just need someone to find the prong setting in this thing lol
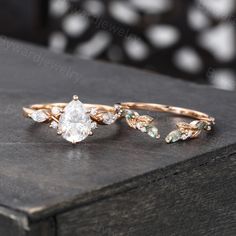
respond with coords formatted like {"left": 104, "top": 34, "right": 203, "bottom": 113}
{"left": 73, "top": 95, "right": 79, "bottom": 101}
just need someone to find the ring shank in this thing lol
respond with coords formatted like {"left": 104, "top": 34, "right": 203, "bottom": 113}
{"left": 120, "top": 102, "right": 215, "bottom": 123}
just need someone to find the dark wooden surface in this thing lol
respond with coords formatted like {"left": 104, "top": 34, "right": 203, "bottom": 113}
{"left": 0, "top": 38, "right": 235, "bottom": 235}
{"left": 58, "top": 153, "right": 236, "bottom": 236}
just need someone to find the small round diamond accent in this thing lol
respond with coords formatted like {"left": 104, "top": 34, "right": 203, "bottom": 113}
{"left": 50, "top": 121, "right": 58, "bottom": 129}
{"left": 91, "top": 122, "right": 98, "bottom": 129}
{"left": 51, "top": 107, "right": 61, "bottom": 116}
{"left": 90, "top": 108, "right": 97, "bottom": 116}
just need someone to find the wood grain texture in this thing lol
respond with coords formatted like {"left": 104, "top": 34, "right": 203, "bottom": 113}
{"left": 0, "top": 206, "right": 55, "bottom": 236}
{"left": 0, "top": 207, "right": 27, "bottom": 236}
{"left": 57, "top": 153, "right": 236, "bottom": 236}
{"left": 0, "top": 39, "right": 235, "bottom": 235}
{"left": 27, "top": 218, "right": 56, "bottom": 236}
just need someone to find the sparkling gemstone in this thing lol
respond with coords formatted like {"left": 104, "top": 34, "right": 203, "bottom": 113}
{"left": 58, "top": 99, "right": 93, "bottom": 143}
{"left": 90, "top": 107, "right": 97, "bottom": 116}
{"left": 51, "top": 107, "right": 61, "bottom": 116}
{"left": 191, "top": 120, "right": 203, "bottom": 129}
{"left": 136, "top": 123, "right": 147, "bottom": 132}
{"left": 114, "top": 104, "right": 122, "bottom": 115}
{"left": 165, "top": 130, "right": 182, "bottom": 143}
{"left": 181, "top": 131, "right": 192, "bottom": 140}
{"left": 31, "top": 110, "right": 48, "bottom": 122}
{"left": 125, "top": 110, "right": 136, "bottom": 120}
{"left": 91, "top": 121, "right": 97, "bottom": 129}
{"left": 50, "top": 121, "right": 58, "bottom": 129}
{"left": 147, "top": 126, "right": 159, "bottom": 138}
{"left": 191, "top": 120, "right": 211, "bottom": 131}
{"left": 102, "top": 112, "right": 117, "bottom": 125}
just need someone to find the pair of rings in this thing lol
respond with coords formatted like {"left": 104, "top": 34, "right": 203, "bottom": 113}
{"left": 23, "top": 95, "right": 215, "bottom": 144}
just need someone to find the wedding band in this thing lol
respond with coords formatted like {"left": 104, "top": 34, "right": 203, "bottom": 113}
{"left": 23, "top": 95, "right": 215, "bottom": 144}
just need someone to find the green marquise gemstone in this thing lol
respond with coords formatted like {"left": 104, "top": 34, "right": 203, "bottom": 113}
{"left": 125, "top": 114, "right": 133, "bottom": 120}
{"left": 191, "top": 120, "right": 210, "bottom": 130}
{"left": 136, "top": 123, "right": 147, "bottom": 132}
{"left": 196, "top": 121, "right": 206, "bottom": 129}
{"left": 165, "top": 130, "right": 182, "bottom": 143}
{"left": 147, "top": 126, "right": 159, "bottom": 139}
{"left": 125, "top": 110, "right": 136, "bottom": 120}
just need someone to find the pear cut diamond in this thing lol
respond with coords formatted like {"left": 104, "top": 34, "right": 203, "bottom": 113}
{"left": 58, "top": 99, "right": 93, "bottom": 143}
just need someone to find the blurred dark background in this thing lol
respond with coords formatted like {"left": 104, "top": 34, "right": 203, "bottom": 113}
{"left": 0, "top": 0, "right": 235, "bottom": 90}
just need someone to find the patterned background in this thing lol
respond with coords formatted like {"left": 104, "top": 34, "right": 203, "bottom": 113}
{"left": 0, "top": 0, "right": 236, "bottom": 90}
{"left": 48, "top": 0, "right": 236, "bottom": 90}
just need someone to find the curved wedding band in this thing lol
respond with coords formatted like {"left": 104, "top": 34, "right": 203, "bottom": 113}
{"left": 23, "top": 95, "right": 215, "bottom": 144}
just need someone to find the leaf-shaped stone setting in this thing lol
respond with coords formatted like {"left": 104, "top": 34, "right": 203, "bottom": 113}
{"left": 124, "top": 110, "right": 160, "bottom": 139}
{"left": 165, "top": 120, "right": 212, "bottom": 143}
{"left": 31, "top": 110, "right": 48, "bottom": 122}
{"left": 58, "top": 98, "right": 93, "bottom": 143}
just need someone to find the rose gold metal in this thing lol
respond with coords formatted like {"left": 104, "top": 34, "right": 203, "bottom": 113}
{"left": 120, "top": 102, "right": 215, "bottom": 124}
